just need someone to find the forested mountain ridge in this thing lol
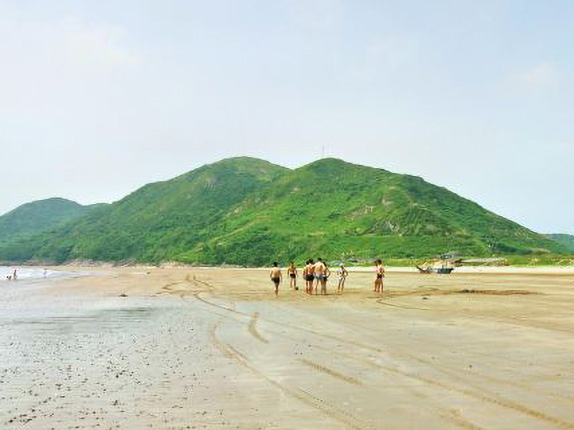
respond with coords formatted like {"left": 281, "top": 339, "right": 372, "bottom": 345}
{"left": 0, "top": 198, "right": 103, "bottom": 245}
{"left": 178, "top": 158, "right": 562, "bottom": 265}
{"left": 0, "top": 157, "right": 565, "bottom": 265}
{"left": 545, "top": 234, "right": 574, "bottom": 252}
{"left": 0, "top": 158, "right": 287, "bottom": 263}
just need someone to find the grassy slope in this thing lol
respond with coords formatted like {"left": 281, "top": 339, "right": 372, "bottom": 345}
{"left": 0, "top": 158, "right": 564, "bottom": 266}
{"left": 0, "top": 158, "right": 287, "bottom": 263}
{"left": 0, "top": 198, "right": 98, "bottom": 245}
{"left": 545, "top": 234, "right": 574, "bottom": 251}
{"left": 178, "top": 159, "right": 562, "bottom": 265}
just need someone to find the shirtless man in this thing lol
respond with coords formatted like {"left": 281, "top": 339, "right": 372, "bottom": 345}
{"left": 314, "top": 258, "right": 326, "bottom": 295}
{"left": 306, "top": 259, "right": 315, "bottom": 294}
{"left": 374, "top": 259, "right": 385, "bottom": 294}
{"left": 269, "top": 262, "right": 282, "bottom": 296}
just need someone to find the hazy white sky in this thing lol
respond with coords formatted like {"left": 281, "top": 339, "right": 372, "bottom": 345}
{"left": 0, "top": 0, "right": 572, "bottom": 233}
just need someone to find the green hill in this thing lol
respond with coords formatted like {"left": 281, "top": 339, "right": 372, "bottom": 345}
{"left": 546, "top": 234, "right": 574, "bottom": 251}
{"left": 179, "top": 158, "right": 563, "bottom": 265}
{"left": 0, "top": 157, "right": 564, "bottom": 265}
{"left": 0, "top": 157, "right": 287, "bottom": 263}
{"left": 0, "top": 198, "right": 102, "bottom": 245}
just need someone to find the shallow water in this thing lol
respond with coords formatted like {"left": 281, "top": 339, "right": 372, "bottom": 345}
{"left": 0, "top": 266, "right": 85, "bottom": 287}
{"left": 0, "top": 268, "right": 91, "bottom": 323}
{"left": 0, "top": 278, "right": 203, "bottom": 429}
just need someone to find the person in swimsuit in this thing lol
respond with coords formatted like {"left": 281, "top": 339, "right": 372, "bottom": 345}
{"left": 287, "top": 262, "right": 298, "bottom": 290}
{"left": 321, "top": 262, "right": 330, "bottom": 295}
{"left": 269, "top": 262, "right": 282, "bottom": 296}
{"left": 306, "top": 259, "right": 315, "bottom": 294}
{"left": 337, "top": 264, "right": 348, "bottom": 294}
{"left": 314, "top": 258, "right": 326, "bottom": 295}
{"left": 302, "top": 261, "right": 309, "bottom": 293}
{"left": 374, "top": 259, "right": 385, "bottom": 294}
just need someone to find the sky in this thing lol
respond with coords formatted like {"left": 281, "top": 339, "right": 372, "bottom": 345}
{"left": 0, "top": 0, "right": 572, "bottom": 234}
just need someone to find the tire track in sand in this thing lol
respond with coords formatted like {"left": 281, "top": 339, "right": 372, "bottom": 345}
{"left": 194, "top": 288, "right": 574, "bottom": 429}
{"left": 248, "top": 312, "right": 269, "bottom": 344}
{"left": 209, "top": 321, "right": 371, "bottom": 430}
{"left": 299, "top": 359, "right": 362, "bottom": 386}
{"left": 193, "top": 292, "right": 485, "bottom": 429}
{"left": 438, "top": 408, "right": 484, "bottom": 430}
{"left": 331, "top": 305, "right": 574, "bottom": 403}
{"left": 377, "top": 298, "right": 574, "bottom": 335}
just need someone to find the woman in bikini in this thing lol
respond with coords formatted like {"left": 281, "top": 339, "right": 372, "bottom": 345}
{"left": 337, "top": 263, "right": 348, "bottom": 294}
{"left": 287, "top": 262, "right": 298, "bottom": 290}
{"left": 374, "top": 258, "right": 385, "bottom": 294}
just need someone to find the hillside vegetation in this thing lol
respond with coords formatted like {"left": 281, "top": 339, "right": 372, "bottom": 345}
{"left": 178, "top": 159, "right": 563, "bottom": 265}
{"left": 0, "top": 157, "right": 565, "bottom": 266}
{"left": 0, "top": 198, "right": 102, "bottom": 245}
{"left": 545, "top": 234, "right": 574, "bottom": 252}
{"left": 0, "top": 158, "right": 287, "bottom": 263}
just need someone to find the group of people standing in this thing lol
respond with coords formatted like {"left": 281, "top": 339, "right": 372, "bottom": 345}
{"left": 269, "top": 259, "right": 385, "bottom": 296}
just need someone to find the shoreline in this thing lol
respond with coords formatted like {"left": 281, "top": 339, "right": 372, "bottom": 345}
{"left": 33, "top": 264, "right": 574, "bottom": 276}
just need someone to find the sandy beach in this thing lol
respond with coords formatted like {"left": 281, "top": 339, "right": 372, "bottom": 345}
{"left": 2, "top": 267, "right": 574, "bottom": 429}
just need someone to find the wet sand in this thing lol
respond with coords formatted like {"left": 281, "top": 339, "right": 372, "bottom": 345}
{"left": 1, "top": 268, "right": 574, "bottom": 429}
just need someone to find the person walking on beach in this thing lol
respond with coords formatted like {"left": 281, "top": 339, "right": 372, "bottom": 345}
{"left": 314, "top": 258, "right": 326, "bottom": 295}
{"left": 337, "top": 264, "right": 349, "bottom": 294}
{"left": 270, "top": 262, "right": 282, "bottom": 296}
{"left": 287, "top": 262, "right": 298, "bottom": 290}
{"left": 374, "top": 259, "right": 385, "bottom": 294}
{"left": 305, "top": 259, "right": 315, "bottom": 294}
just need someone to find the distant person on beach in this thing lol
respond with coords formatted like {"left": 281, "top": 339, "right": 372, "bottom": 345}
{"left": 12, "top": 269, "right": 17, "bottom": 281}
{"left": 337, "top": 264, "right": 349, "bottom": 294}
{"left": 374, "top": 259, "right": 385, "bottom": 293}
{"left": 269, "top": 262, "right": 282, "bottom": 296}
{"left": 314, "top": 258, "right": 326, "bottom": 295}
{"left": 287, "top": 262, "right": 298, "bottom": 290}
{"left": 320, "top": 262, "right": 330, "bottom": 295}
{"left": 302, "top": 261, "right": 309, "bottom": 292}
{"left": 305, "top": 259, "right": 315, "bottom": 294}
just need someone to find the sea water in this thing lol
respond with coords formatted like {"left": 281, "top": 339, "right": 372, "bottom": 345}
{"left": 0, "top": 267, "right": 89, "bottom": 320}
{"left": 0, "top": 266, "right": 77, "bottom": 282}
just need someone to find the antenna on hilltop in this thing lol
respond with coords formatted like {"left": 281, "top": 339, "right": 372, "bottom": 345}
{"left": 321, "top": 145, "right": 325, "bottom": 158}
